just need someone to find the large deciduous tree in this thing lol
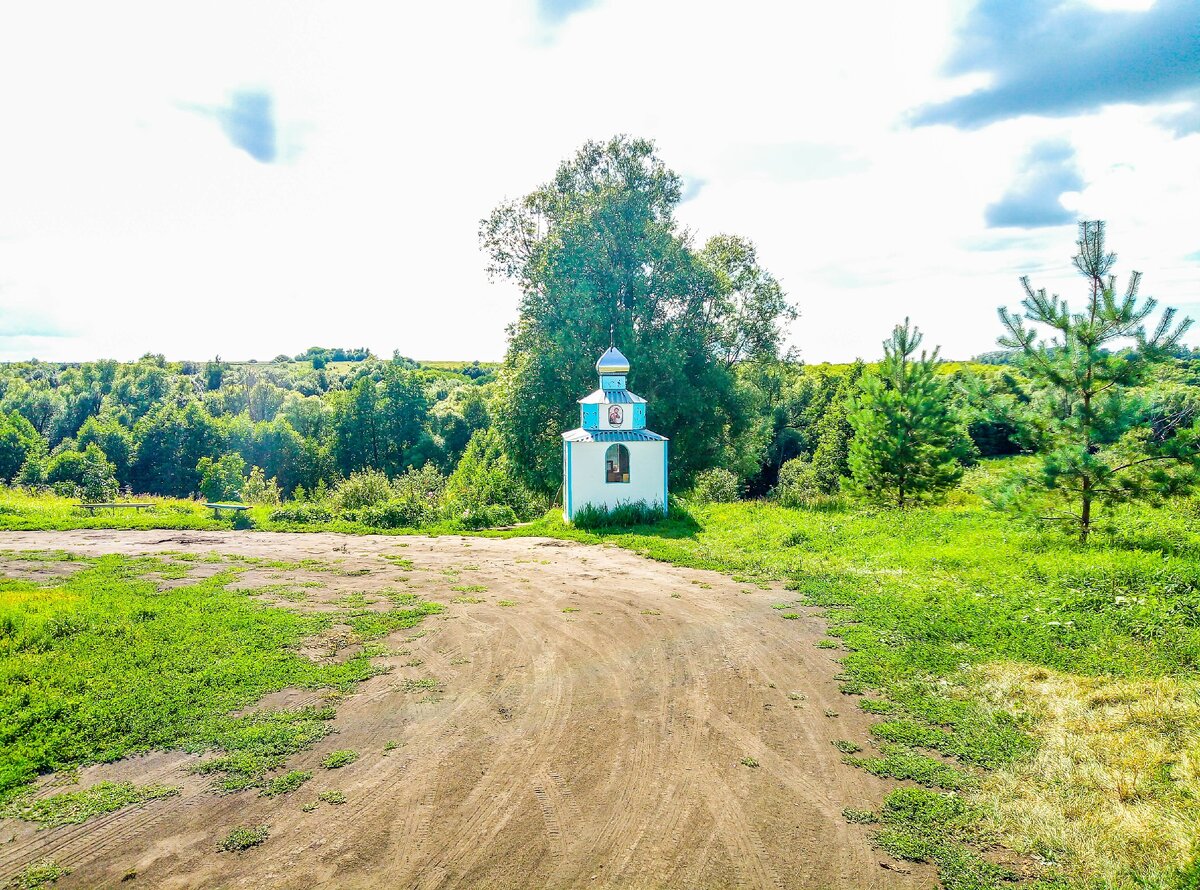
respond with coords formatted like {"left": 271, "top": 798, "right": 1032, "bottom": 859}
{"left": 997, "top": 221, "right": 1198, "bottom": 542}
{"left": 480, "top": 135, "right": 795, "bottom": 495}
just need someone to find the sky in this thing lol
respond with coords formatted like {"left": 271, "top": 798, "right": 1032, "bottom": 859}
{"left": 0, "top": 0, "right": 1197, "bottom": 364}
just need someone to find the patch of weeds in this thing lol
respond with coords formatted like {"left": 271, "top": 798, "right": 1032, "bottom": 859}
{"left": 740, "top": 756, "right": 760, "bottom": 768}
{"left": 189, "top": 705, "right": 340, "bottom": 791}
{"left": 260, "top": 770, "right": 311, "bottom": 797}
{"left": 872, "top": 787, "right": 1017, "bottom": 889}
{"left": 832, "top": 739, "right": 863, "bottom": 755}
{"left": 2, "top": 781, "right": 179, "bottom": 827}
{"left": 0, "top": 555, "right": 444, "bottom": 802}
{"left": 2, "top": 860, "right": 69, "bottom": 889}
{"left": 562, "top": 607, "right": 579, "bottom": 613}
{"left": 403, "top": 658, "right": 425, "bottom": 667}
{"left": 345, "top": 600, "right": 445, "bottom": 640}
{"left": 452, "top": 595, "right": 485, "bottom": 604}
{"left": 816, "top": 639, "right": 839, "bottom": 649}
{"left": 670, "top": 592, "right": 681, "bottom": 598}
{"left": 218, "top": 824, "right": 269, "bottom": 853}
{"left": 320, "top": 750, "right": 358, "bottom": 769}
{"left": 451, "top": 584, "right": 487, "bottom": 594}
{"left": 317, "top": 789, "right": 346, "bottom": 805}
{"left": 780, "top": 612, "right": 800, "bottom": 619}
{"left": 498, "top": 600, "right": 516, "bottom": 607}
{"left": 870, "top": 719, "right": 957, "bottom": 753}
{"left": 301, "top": 801, "right": 318, "bottom": 813}
{"left": 383, "top": 740, "right": 398, "bottom": 752}
{"left": 338, "top": 592, "right": 368, "bottom": 607}
{"left": 384, "top": 555, "right": 414, "bottom": 570}
{"left": 449, "top": 657, "right": 470, "bottom": 665}
{"left": 843, "top": 807, "right": 879, "bottom": 824}
{"left": 386, "top": 590, "right": 422, "bottom": 606}
{"left": 858, "top": 698, "right": 899, "bottom": 715}
{"left": 824, "top": 709, "right": 839, "bottom": 718}
{"left": 640, "top": 609, "right": 661, "bottom": 616}
{"left": 400, "top": 677, "right": 439, "bottom": 693}
{"left": 845, "top": 746, "right": 970, "bottom": 791}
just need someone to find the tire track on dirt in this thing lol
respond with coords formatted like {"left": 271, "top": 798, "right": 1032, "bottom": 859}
{"left": 0, "top": 531, "right": 936, "bottom": 890}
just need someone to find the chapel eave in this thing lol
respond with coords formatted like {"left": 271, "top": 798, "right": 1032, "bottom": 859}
{"left": 562, "top": 428, "right": 668, "bottom": 442}
{"left": 577, "top": 388, "right": 647, "bottom": 405}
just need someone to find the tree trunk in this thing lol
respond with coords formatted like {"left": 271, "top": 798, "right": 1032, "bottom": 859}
{"left": 1080, "top": 481, "right": 1091, "bottom": 544}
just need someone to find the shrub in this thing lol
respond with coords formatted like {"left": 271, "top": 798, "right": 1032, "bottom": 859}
{"left": 355, "top": 500, "right": 424, "bottom": 529}
{"left": 691, "top": 468, "right": 742, "bottom": 504}
{"left": 45, "top": 450, "right": 87, "bottom": 487}
{"left": 388, "top": 464, "right": 446, "bottom": 525}
{"left": 78, "top": 445, "right": 119, "bottom": 504}
{"left": 332, "top": 470, "right": 393, "bottom": 511}
{"left": 443, "top": 429, "right": 543, "bottom": 522}
{"left": 197, "top": 453, "right": 246, "bottom": 502}
{"left": 0, "top": 411, "right": 40, "bottom": 483}
{"left": 15, "top": 450, "right": 47, "bottom": 489}
{"left": 773, "top": 457, "right": 824, "bottom": 508}
{"left": 268, "top": 504, "right": 332, "bottom": 524}
{"left": 457, "top": 504, "right": 518, "bottom": 529}
{"left": 242, "top": 467, "right": 281, "bottom": 506}
{"left": 572, "top": 500, "right": 666, "bottom": 529}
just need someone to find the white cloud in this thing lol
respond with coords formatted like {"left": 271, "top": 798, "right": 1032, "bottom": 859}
{"left": 0, "top": 0, "right": 1196, "bottom": 364}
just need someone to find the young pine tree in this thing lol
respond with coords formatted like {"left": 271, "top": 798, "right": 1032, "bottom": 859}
{"left": 847, "top": 320, "right": 968, "bottom": 507}
{"left": 997, "top": 220, "right": 1197, "bottom": 542}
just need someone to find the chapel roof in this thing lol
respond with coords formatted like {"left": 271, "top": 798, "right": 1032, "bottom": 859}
{"left": 595, "top": 346, "right": 631, "bottom": 374}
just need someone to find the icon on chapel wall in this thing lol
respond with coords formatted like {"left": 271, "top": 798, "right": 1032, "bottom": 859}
{"left": 608, "top": 405, "right": 623, "bottom": 425}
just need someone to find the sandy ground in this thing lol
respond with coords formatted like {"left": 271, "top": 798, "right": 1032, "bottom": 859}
{"left": 0, "top": 530, "right": 934, "bottom": 889}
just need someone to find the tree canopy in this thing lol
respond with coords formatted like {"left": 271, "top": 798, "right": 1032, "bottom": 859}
{"left": 480, "top": 135, "right": 796, "bottom": 494}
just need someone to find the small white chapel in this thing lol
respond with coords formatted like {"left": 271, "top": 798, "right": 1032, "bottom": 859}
{"left": 562, "top": 344, "right": 668, "bottom": 521}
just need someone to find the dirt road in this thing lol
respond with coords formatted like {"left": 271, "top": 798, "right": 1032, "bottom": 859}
{"left": 0, "top": 530, "right": 931, "bottom": 889}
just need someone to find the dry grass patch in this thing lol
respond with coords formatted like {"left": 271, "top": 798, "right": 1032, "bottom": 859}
{"left": 972, "top": 662, "right": 1200, "bottom": 887}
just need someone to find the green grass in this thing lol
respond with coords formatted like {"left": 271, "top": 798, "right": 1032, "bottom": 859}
{"left": 0, "top": 554, "right": 441, "bottom": 802}
{"left": 1, "top": 781, "right": 179, "bottom": 827}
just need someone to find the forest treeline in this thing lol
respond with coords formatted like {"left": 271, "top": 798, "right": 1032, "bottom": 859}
{"left": 1, "top": 137, "right": 1198, "bottom": 539}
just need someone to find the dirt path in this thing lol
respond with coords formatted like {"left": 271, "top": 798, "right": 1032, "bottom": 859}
{"left": 0, "top": 530, "right": 932, "bottom": 889}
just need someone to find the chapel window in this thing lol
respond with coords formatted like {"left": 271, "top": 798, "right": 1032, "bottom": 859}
{"left": 605, "top": 444, "right": 630, "bottom": 483}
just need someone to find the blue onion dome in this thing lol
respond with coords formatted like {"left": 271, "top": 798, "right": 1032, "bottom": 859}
{"left": 596, "top": 346, "right": 630, "bottom": 374}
